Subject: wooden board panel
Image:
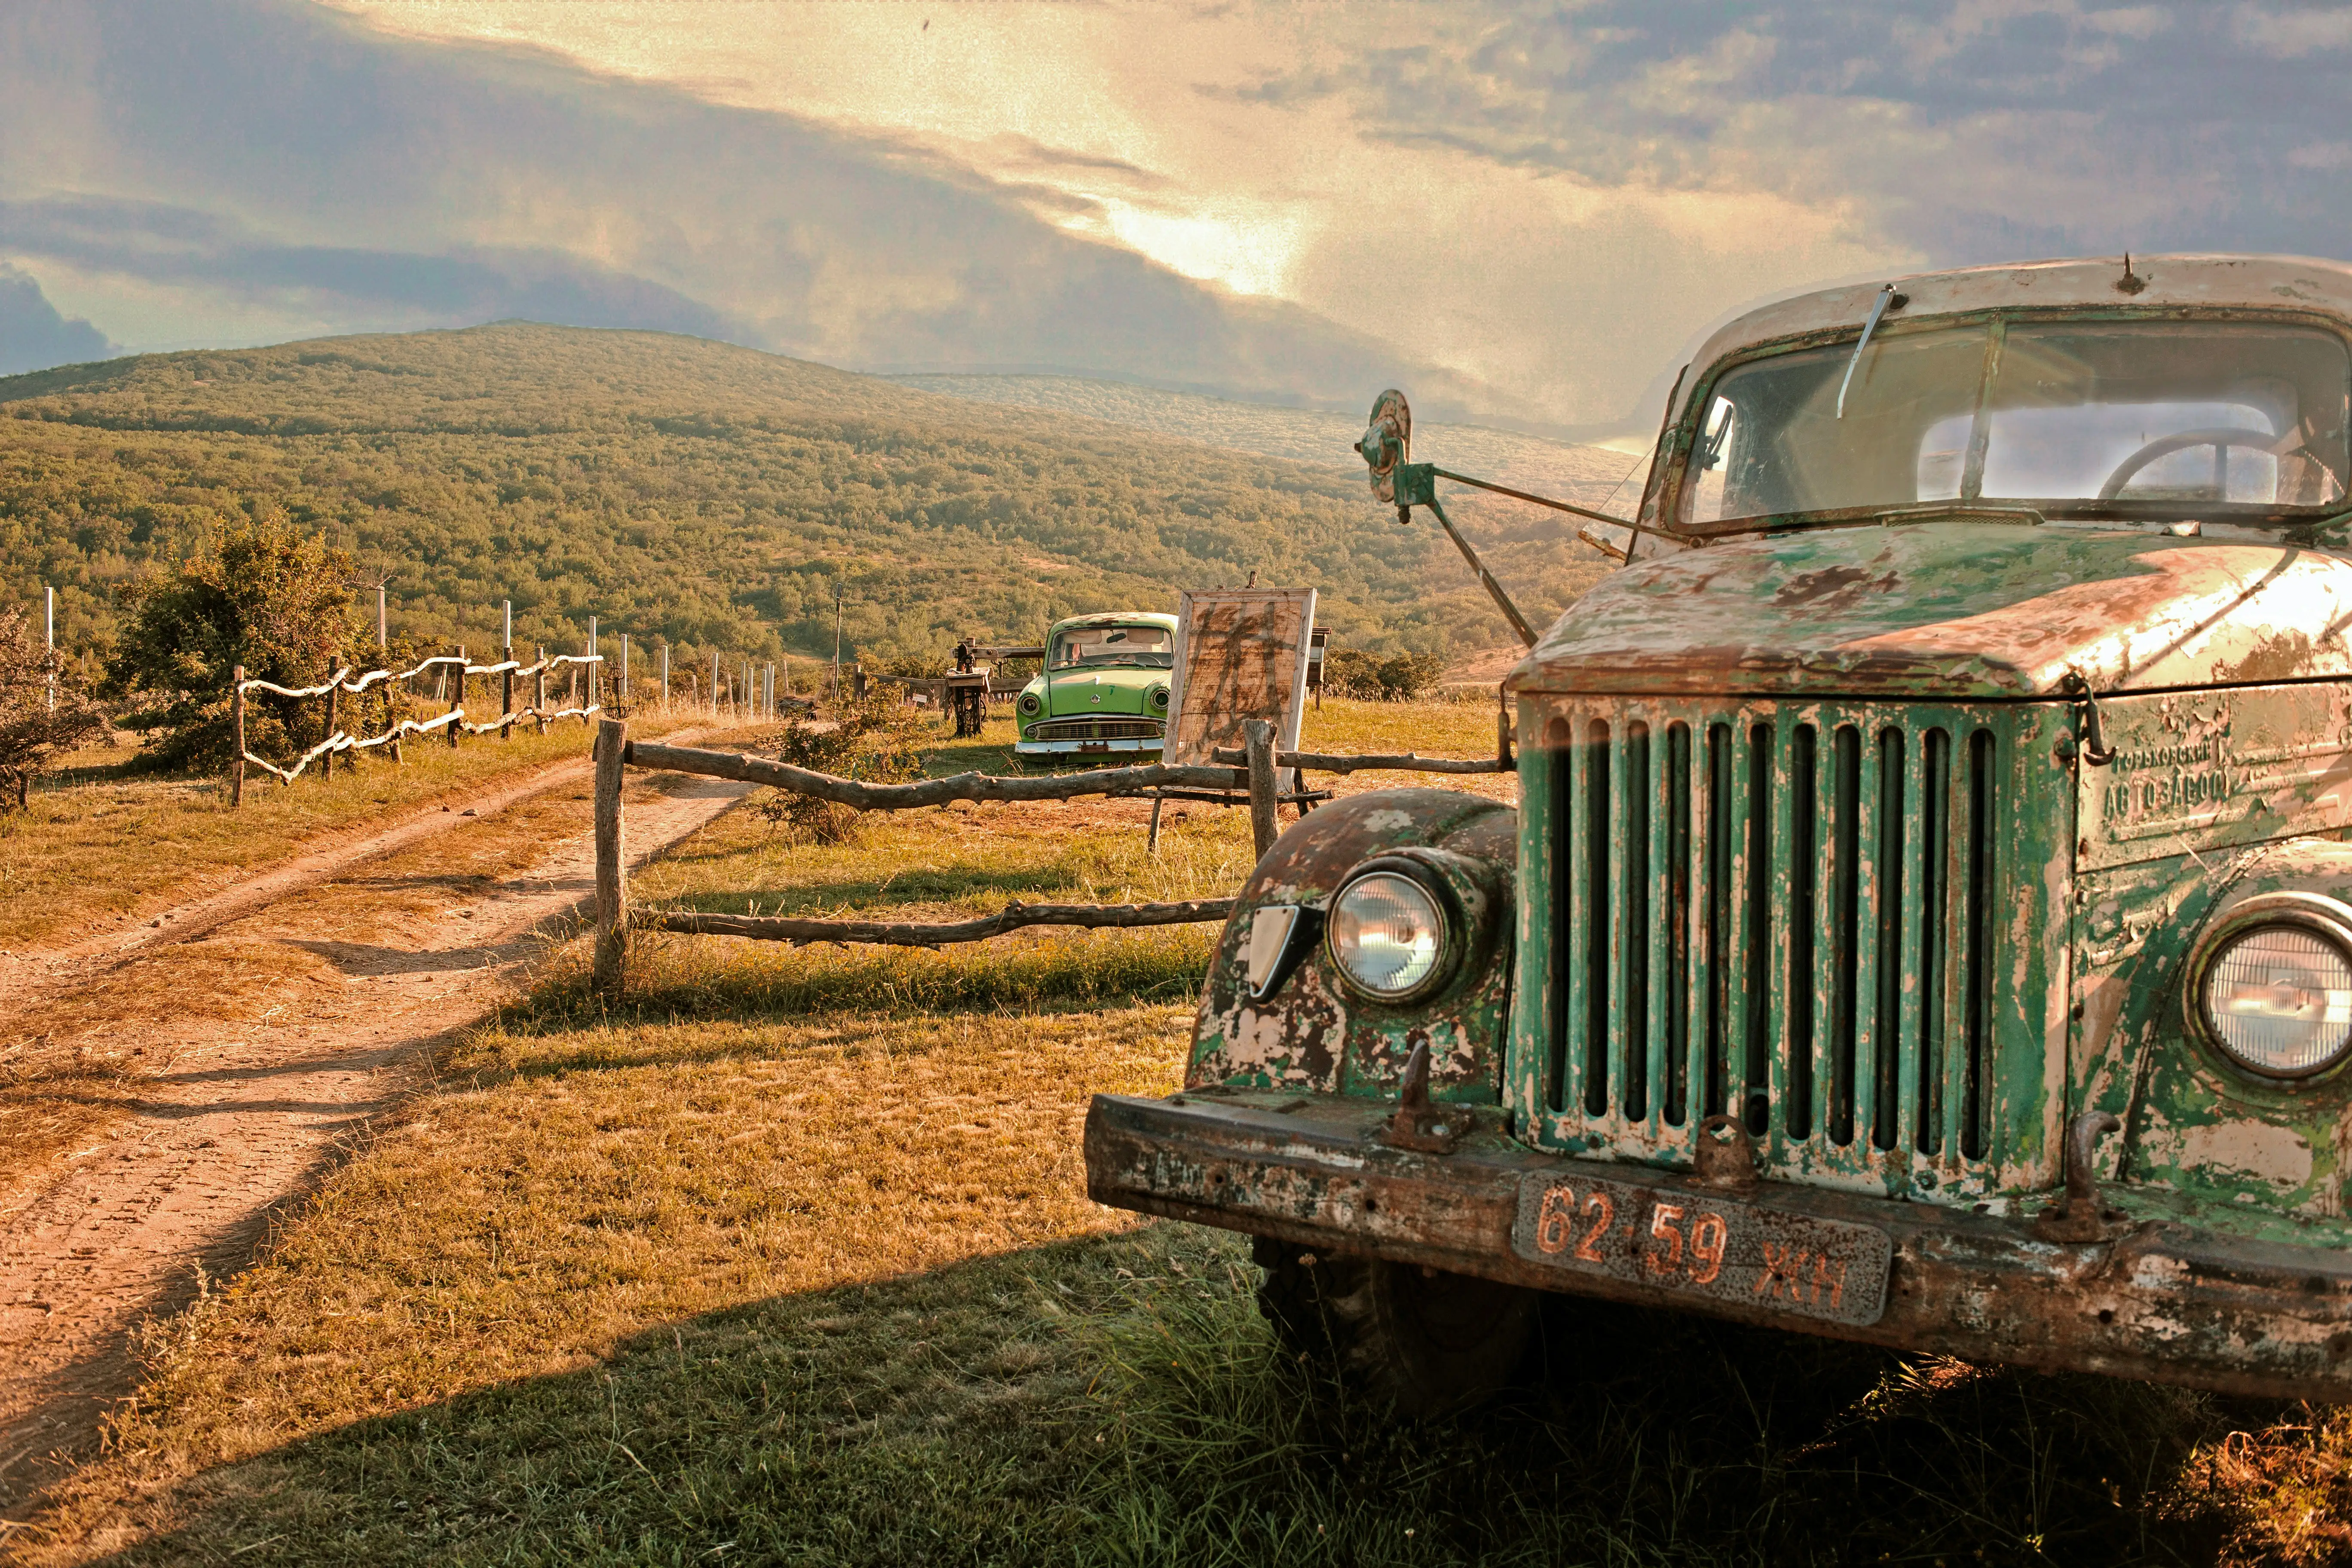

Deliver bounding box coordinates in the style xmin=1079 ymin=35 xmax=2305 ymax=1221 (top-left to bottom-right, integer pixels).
xmin=1164 ymin=588 xmax=1317 ymax=767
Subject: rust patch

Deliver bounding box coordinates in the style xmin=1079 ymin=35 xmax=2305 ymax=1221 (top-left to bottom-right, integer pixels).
xmin=1772 ymin=564 xmax=1901 ymax=608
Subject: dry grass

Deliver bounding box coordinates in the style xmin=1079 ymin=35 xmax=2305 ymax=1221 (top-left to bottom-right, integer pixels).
xmin=13 ymin=698 xmax=2329 ymax=1564
xmin=0 ymin=722 xmax=619 ymax=954
xmin=0 ymin=724 xmax=740 ymax=1195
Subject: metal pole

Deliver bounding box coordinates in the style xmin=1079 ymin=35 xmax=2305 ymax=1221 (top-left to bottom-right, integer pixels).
xmin=1424 ymin=495 xmax=1538 ymax=649
xmin=449 ymin=645 xmax=464 ymax=748
xmin=712 ymin=649 xmax=720 ymax=718
xmin=377 ymin=585 xmax=386 ymax=650
xmin=660 ymin=643 xmax=670 ymax=714
xmin=588 ymin=616 xmax=599 ymax=712
xmin=44 ymin=586 xmax=55 ymax=712
xmin=621 ymin=634 xmax=630 ymax=714
xmin=536 ymin=646 xmax=548 ymax=735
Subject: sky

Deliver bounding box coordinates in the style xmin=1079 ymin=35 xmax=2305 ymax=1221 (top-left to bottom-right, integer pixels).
xmin=3 ymin=2 xmax=2352 ymax=434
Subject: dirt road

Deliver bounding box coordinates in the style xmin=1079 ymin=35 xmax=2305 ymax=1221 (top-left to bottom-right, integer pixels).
xmin=0 ymin=769 xmax=752 ymax=1504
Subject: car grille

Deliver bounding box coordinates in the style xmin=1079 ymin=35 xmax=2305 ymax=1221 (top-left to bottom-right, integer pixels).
xmin=1513 ymin=697 xmax=2051 ymax=1194
xmin=1026 ymin=717 xmax=1165 ymax=742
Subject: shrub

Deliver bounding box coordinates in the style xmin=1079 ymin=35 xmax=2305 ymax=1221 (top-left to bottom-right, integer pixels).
xmin=1322 ymin=646 xmax=1445 ymax=701
xmin=0 ymin=605 xmax=110 ymax=809
xmin=101 ymin=507 xmax=370 ymax=771
xmin=752 ymin=689 xmax=930 ymax=844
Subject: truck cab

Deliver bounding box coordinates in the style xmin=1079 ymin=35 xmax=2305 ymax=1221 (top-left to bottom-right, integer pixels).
xmin=1085 ymin=254 xmax=2352 ymax=1412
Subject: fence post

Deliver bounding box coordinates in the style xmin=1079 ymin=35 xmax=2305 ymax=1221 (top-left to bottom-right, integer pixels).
xmin=621 ymin=634 xmax=630 ymax=715
xmin=593 ymin=717 xmax=628 ymax=998
xmin=660 ymin=643 xmax=670 ymax=714
xmin=535 ymin=646 xmax=548 ymax=735
xmin=711 ymin=649 xmax=720 ymax=719
xmin=44 ymin=586 xmax=55 ymax=713
xmin=1245 ymin=719 xmax=1278 ymax=858
xmin=449 ymin=646 xmax=464 ymax=748
xmin=588 ymin=616 xmax=600 ymax=715
xmin=230 ymin=665 xmax=246 ymax=808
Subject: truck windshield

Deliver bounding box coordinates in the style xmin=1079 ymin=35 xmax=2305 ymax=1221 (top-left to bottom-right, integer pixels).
xmin=1680 ymin=319 xmax=2352 ymax=530
xmin=1050 ymin=625 xmax=1173 ymax=669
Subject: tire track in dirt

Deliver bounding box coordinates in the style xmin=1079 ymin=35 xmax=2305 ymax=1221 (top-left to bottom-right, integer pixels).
xmin=0 ymin=752 xmax=606 ymax=1019
xmin=0 ymin=768 xmax=753 ymax=1508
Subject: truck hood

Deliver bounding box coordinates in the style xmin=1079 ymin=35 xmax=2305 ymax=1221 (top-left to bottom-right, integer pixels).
xmin=1508 ymin=522 xmax=2352 ymax=700
xmin=1034 ymin=667 xmax=1166 ymax=718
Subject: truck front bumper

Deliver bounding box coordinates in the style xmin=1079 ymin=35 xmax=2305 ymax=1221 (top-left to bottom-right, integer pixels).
xmin=1085 ymin=1089 xmax=2352 ymax=1401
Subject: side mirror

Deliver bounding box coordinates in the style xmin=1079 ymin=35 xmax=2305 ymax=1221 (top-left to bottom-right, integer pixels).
xmin=1354 ymin=388 xmax=1412 ymax=506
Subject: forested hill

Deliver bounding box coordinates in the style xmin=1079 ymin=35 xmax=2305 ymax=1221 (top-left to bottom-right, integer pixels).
xmin=0 ymin=323 xmax=1615 ymax=671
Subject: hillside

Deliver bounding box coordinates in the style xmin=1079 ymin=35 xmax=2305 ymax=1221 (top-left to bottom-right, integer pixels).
xmin=891 ymin=374 xmax=1643 ymax=499
xmin=0 ymin=325 xmax=1620 ymax=673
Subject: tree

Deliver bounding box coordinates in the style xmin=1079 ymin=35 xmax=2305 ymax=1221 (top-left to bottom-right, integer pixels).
xmin=104 ymin=506 xmax=367 ymax=771
xmin=0 ymin=606 xmax=109 ymax=809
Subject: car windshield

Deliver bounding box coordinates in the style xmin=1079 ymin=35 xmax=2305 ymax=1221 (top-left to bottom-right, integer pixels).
xmin=1680 ymin=318 xmax=2352 ymax=531
xmin=1050 ymin=625 xmax=1173 ymax=669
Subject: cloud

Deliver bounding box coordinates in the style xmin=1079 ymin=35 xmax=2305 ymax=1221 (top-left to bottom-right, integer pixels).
xmin=1290 ymin=3 xmax=2352 ymax=265
xmin=0 ymin=0 xmax=1500 ymax=417
xmin=0 ymin=264 xmax=115 ymax=375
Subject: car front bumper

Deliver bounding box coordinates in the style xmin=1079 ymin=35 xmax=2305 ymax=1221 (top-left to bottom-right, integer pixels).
xmin=1084 ymin=1088 xmax=2352 ymax=1400
xmin=1014 ymin=737 xmax=1164 ymax=756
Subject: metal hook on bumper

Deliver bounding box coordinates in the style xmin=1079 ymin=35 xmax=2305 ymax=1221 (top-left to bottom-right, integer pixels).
xmin=2034 ymin=1110 xmax=2126 ymax=1243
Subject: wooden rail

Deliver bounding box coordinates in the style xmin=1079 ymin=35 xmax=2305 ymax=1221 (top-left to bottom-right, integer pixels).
xmin=623 ymin=739 xmax=1244 ymax=806
xmin=645 ymin=897 xmax=1236 ymax=949
xmin=591 ymin=716 xmax=1516 ymax=997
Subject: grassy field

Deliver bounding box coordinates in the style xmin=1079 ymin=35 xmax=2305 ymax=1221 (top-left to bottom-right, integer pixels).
xmin=0 ymin=707 xmax=727 ymax=1192
xmin=7 ymin=700 xmax=2333 ymax=1565
xmin=0 ymin=712 xmax=689 ymax=955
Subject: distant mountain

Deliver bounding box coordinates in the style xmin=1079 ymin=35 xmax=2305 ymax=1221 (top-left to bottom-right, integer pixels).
xmin=1 ymin=324 xmax=1618 ymax=670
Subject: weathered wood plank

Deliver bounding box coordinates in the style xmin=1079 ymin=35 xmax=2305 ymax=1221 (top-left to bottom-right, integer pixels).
xmin=646 ymin=897 xmax=1236 ymax=948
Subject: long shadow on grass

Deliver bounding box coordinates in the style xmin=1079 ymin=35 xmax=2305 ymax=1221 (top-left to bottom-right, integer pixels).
xmin=487 ymin=928 xmax=1216 ymax=1049
xmin=86 ymin=1223 xmax=2257 ymax=1567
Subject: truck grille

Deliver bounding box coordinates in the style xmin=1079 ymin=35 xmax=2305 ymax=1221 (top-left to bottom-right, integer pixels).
xmin=1026 ymin=717 xmax=1165 ymax=742
xmin=1515 ymin=699 xmax=2033 ymax=1191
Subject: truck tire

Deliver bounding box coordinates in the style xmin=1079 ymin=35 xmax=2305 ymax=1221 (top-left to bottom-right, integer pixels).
xmin=1253 ymin=1236 xmax=1538 ymax=1418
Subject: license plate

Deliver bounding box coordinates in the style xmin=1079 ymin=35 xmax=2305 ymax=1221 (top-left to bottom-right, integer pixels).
xmin=1509 ymin=1172 xmax=1893 ymax=1328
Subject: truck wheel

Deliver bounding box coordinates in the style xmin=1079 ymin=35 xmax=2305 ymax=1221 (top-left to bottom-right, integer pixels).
xmin=1253 ymin=1236 xmax=1538 ymax=1418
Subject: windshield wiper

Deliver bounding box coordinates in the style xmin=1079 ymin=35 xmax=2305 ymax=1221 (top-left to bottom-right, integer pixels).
xmin=1836 ymin=284 xmax=1898 ymax=420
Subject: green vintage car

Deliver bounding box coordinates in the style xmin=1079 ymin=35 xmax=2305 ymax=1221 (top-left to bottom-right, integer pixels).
xmin=1013 ymin=612 xmax=1177 ymax=759
xmin=1087 ymin=253 xmax=2352 ymax=1413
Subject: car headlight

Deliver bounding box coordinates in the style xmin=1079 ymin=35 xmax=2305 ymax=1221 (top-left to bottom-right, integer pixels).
xmin=1149 ymin=685 xmax=1170 ymax=710
xmin=2190 ymin=895 xmax=2352 ymax=1079
xmin=1018 ymin=691 xmax=1041 ymax=717
xmin=1327 ymin=870 xmax=1450 ymax=1001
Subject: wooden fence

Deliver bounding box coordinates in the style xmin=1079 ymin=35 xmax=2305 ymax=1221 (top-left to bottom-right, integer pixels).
xmin=589 ymin=714 xmax=1514 ymax=996
xmin=230 ymin=650 xmax=604 ymax=803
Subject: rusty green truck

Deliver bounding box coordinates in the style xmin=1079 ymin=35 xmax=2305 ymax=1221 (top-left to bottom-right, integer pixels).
xmin=1084 ymin=254 xmax=2352 ymax=1413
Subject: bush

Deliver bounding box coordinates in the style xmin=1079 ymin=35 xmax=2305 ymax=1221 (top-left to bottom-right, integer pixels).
xmin=0 ymin=605 xmax=110 ymax=809
xmin=102 ymin=506 xmax=371 ymax=771
xmin=1322 ymin=646 xmax=1445 ymax=701
xmin=752 ymin=690 xmax=930 ymax=843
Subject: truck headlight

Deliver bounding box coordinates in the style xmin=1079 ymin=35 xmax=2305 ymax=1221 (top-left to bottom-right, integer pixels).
xmin=1018 ymin=691 xmax=1041 ymax=717
xmin=2190 ymin=895 xmax=2352 ymax=1079
xmin=1328 ymin=870 xmax=1450 ymax=1001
